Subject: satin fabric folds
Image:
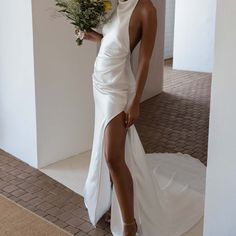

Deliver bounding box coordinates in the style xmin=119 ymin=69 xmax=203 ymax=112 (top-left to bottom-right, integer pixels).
xmin=83 ymin=0 xmax=206 ymax=235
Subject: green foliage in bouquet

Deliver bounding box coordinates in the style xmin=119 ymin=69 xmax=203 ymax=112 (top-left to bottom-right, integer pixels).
xmin=55 ymin=0 xmax=113 ymax=45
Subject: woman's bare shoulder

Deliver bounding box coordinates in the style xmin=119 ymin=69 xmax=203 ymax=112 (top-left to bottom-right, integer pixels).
xmin=138 ymin=0 xmax=157 ymax=15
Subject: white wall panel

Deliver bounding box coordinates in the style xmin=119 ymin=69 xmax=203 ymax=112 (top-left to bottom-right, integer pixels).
xmin=0 ymin=0 xmax=38 ymax=167
xmin=173 ymin=0 xmax=216 ymax=72
xmin=164 ymin=0 xmax=175 ymax=59
xmin=204 ymin=1 xmax=236 ymax=235
xmin=32 ymin=0 xmax=97 ymax=168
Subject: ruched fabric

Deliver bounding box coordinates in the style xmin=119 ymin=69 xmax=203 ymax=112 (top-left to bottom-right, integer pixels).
xmin=83 ymin=0 xmax=206 ymax=235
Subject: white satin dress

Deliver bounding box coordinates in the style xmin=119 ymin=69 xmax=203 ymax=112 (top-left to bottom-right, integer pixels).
xmin=83 ymin=0 xmax=206 ymax=235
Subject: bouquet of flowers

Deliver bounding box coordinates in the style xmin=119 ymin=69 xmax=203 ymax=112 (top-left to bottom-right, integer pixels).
xmin=55 ymin=0 xmax=113 ymax=45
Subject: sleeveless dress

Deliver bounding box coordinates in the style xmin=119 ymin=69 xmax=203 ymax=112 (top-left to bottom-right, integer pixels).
xmin=83 ymin=0 xmax=206 ymax=235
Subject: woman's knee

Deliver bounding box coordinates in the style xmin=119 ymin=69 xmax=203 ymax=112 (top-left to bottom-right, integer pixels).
xmin=104 ymin=111 xmax=127 ymax=170
xmin=105 ymin=149 xmax=124 ymax=171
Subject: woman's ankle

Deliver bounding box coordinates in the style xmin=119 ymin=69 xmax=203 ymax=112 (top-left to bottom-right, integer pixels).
xmin=123 ymin=218 xmax=137 ymax=236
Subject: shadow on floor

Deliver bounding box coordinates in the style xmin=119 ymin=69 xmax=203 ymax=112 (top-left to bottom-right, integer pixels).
xmin=136 ymin=61 xmax=212 ymax=165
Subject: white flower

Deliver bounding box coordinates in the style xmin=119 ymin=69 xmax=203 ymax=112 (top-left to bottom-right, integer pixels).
xmin=77 ymin=30 xmax=85 ymax=40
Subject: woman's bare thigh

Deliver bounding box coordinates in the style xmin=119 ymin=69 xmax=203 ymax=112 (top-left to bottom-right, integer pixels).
xmin=104 ymin=111 xmax=128 ymax=165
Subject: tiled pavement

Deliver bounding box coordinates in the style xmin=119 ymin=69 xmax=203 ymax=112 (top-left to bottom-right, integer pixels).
xmin=0 ymin=150 xmax=111 ymax=235
xmin=0 ymin=61 xmax=211 ymax=235
xmin=136 ymin=60 xmax=211 ymax=165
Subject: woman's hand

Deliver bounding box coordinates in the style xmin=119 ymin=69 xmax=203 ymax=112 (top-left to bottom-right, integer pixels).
xmin=75 ymin=28 xmax=103 ymax=43
xmin=125 ymin=100 xmax=140 ymax=129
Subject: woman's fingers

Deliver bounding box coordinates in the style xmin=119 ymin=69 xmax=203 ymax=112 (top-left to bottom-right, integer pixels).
xmin=128 ymin=118 xmax=134 ymax=127
xmin=126 ymin=114 xmax=135 ymax=128
xmin=125 ymin=113 xmax=128 ymax=124
xmin=84 ymin=31 xmax=98 ymax=41
xmin=125 ymin=113 xmax=130 ymax=129
xmin=84 ymin=32 xmax=93 ymax=40
xmin=75 ymin=28 xmax=100 ymax=42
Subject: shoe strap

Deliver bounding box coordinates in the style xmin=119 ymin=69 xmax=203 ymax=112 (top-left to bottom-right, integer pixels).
xmin=123 ymin=219 xmax=136 ymax=226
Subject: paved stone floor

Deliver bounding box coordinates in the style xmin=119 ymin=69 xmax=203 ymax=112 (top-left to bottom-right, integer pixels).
xmin=136 ymin=60 xmax=211 ymax=165
xmin=0 ymin=61 xmax=211 ymax=235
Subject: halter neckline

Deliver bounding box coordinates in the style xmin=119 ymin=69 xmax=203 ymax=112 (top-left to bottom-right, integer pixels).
xmin=118 ymin=0 xmax=129 ymax=4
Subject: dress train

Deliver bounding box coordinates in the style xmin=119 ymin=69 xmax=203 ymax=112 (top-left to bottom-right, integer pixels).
xmin=83 ymin=0 xmax=206 ymax=235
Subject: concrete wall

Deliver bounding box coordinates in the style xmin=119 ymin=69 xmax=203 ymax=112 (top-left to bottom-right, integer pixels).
xmin=173 ymin=0 xmax=217 ymax=73
xmin=164 ymin=0 xmax=175 ymax=59
xmin=0 ymin=0 xmax=97 ymax=168
xmin=0 ymin=0 xmax=164 ymax=169
xmin=0 ymin=0 xmax=38 ymax=167
xmin=32 ymin=0 xmax=97 ymax=168
xmin=203 ymin=0 xmax=236 ymax=235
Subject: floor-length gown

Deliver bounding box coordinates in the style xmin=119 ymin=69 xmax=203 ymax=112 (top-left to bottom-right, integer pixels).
xmin=83 ymin=0 xmax=206 ymax=235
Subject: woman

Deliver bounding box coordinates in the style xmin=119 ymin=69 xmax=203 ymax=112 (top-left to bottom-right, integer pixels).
xmin=82 ymin=0 xmax=206 ymax=235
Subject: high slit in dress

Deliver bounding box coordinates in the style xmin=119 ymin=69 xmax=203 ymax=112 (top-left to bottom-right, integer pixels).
xmin=83 ymin=0 xmax=206 ymax=235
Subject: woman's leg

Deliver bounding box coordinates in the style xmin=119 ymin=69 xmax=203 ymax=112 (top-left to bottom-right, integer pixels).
xmin=104 ymin=174 xmax=112 ymax=223
xmin=104 ymin=111 xmax=137 ymax=235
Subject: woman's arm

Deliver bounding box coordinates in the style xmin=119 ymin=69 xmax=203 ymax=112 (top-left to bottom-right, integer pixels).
xmin=125 ymin=3 xmax=157 ymax=128
xmin=84 ymin=29 xmax=103 ymax=42
xmin=75 ymin=28 xmax=103 ymax=43
xmin=133 ymin=4 xmax=157 ymax=104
